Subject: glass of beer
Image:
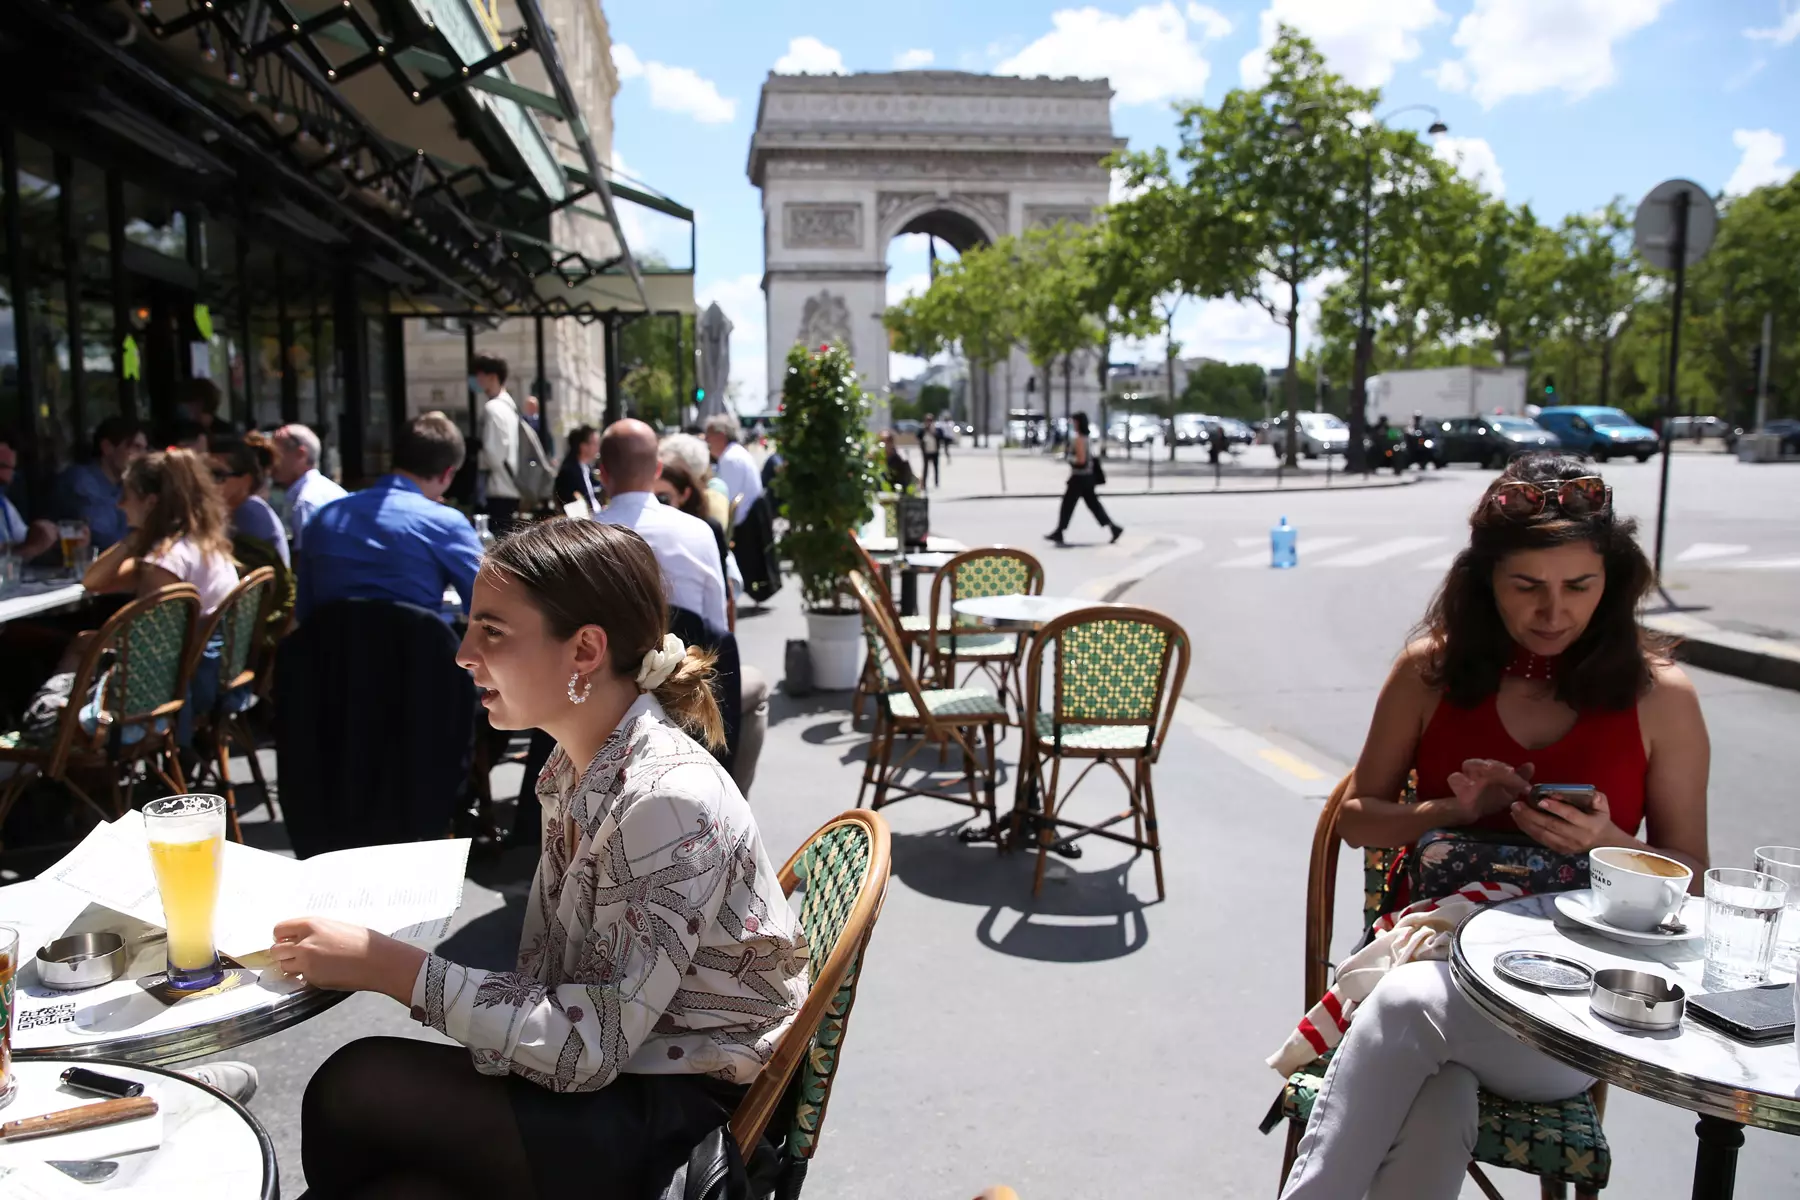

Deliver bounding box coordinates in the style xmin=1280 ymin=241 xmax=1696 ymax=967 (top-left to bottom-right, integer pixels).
xmin=0 ymin=926 xmax=16 ymax=1109
xmin=145 ymin=794 xmax=227 ymax=990
xmin=57 ymin=519 xmax=88 ymax=575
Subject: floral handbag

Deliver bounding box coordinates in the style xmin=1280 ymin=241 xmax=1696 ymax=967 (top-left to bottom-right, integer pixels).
xmin=1410 ymin=827 xmax=1589 ymax=903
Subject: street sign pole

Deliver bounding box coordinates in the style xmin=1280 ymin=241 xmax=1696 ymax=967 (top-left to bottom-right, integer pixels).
xmin=1652 ymin=188 xmax=1688 ymax=586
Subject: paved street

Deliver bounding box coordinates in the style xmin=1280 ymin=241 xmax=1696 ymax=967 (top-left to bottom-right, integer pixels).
xmin=222 ymin=446 xmax=1800 ymax=1199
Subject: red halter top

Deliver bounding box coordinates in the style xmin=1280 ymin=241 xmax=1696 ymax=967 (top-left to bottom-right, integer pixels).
xmin=1413 ymin=658 xmax=1649 ymax=839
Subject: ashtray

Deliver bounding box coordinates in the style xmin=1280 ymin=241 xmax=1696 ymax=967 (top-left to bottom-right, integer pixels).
xmin=1589 ymin=968 xmax=1685 ymax=1031
xmin=1494 ymin=950 xmax=1595 ymax=993
xmin=37 ymin=932 xmax=130 ymax=991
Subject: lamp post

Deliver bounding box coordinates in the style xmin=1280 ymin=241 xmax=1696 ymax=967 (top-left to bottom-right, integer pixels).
xmin=1286 ymin=103 xmax=1447 ymax=474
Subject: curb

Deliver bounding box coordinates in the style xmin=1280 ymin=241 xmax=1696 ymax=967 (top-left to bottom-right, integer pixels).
xmin=936 ymin=476 xmax=1424 ymax=503
xmin=1643 ymin=613 xmax=1800 ymax=693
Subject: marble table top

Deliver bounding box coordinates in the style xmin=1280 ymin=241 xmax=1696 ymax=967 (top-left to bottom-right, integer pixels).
xmin=857 ymin=535 xmax=967 ymax=557
xmin=1453 ymin=893 xmax=1800 ymax=1133
xmin=952 ymin=594 xmax=1106 ymax=629
xmin=0 ymin=581 xmax=86 ymax=627
xmin=0 ymin=1057 xmax=274 ymax=1196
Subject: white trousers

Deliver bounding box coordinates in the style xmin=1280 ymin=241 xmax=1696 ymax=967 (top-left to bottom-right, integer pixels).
xmin=1281 ymin=960 xmax=1594 ymax=1200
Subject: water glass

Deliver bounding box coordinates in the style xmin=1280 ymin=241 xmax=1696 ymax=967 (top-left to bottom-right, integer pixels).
xmin=0 ymin=547 xmax=19 ymax=595
xmin=1703 ymin=867 xmax=1788 ymax=991
xmin=1753 ymin=846 xmax=1800 ymax=980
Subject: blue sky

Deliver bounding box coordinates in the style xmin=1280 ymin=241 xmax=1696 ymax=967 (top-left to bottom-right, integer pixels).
xmin=604 ymin=0 xmax=1800 ymax=410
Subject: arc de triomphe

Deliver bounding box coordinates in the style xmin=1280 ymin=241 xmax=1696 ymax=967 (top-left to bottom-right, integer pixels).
xmin=747 ymin=71 xmax=1122 ymax=428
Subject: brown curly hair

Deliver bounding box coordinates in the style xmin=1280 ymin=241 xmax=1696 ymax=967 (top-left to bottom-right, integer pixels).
xmin=121 ymin=448 xmax=232 ymax=563
xmin=1415 ymin=453 xmax=1671 ymax=711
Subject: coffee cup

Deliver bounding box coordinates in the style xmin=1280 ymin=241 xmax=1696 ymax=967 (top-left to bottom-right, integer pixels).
xmin=1589 ymin=847 xmax=1693 ymax=932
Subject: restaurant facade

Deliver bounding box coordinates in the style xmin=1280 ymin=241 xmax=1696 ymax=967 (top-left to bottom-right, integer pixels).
xmin=0 ymin=0 xmax=693 ymax=510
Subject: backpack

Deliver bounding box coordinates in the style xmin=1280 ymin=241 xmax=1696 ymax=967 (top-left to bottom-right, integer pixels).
xmin=512 ymin=415 xmax=555 ymax=508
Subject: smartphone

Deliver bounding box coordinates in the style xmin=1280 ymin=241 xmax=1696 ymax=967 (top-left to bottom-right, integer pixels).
xmin=1688 ymin=983 xmax=1796 ymax=1045
xmin=1529 ymin=784 xmax=1597 ymax=814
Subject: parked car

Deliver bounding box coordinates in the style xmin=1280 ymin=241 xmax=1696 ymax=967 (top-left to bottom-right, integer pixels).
xmin=1266 ymin=411 xmax=1350 ymax=458
xmin=1172 ymin=413 xmax=1217 ymax=446
xmin=1218 ymin=417 xmax=1255 ymax=447
xmin=1534 ymin=406 xmax=1659 ymax=463
xmin=1433 ymin=414 xmax=1562 ymax=468
xmin=1763 ymin=418 xmax=1800 ymax=454
xmin=1108 ymin=413 xmax=1163 ymax=446
xmin=1665 ymin=415 xmax=1740 ymax=445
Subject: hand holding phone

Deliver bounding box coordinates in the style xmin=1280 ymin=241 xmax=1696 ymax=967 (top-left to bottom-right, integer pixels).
xmin=1530 ymin=784 xmax=1597 ymax=815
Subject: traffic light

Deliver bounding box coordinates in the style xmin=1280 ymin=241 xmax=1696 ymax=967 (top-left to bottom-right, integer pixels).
xmin=1543 ymin=374 xmax=1556 ymax=398
xmin=695 ymin=387 xmax=705 ymax=402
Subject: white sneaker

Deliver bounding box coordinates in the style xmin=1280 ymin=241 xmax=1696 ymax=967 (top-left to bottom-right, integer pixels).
xmin=182 ymin=1061 xmax=259 ymax=1104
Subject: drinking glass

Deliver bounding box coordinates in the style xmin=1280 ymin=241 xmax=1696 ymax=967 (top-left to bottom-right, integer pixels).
xmin=0 ymin=547 xmax=19 ymax=596
xmin=56 ymin=519 xmax=88 ymax=576
xmin=1754 ymin=847 xmax=1800 ymax=980
xmin=1703 ymin=867 xmax=1788 ymax=991
xmin=0 ymin=925 xmax=16 ymax=1109
xmin=144 ymin=794 xmax=227 ymax=990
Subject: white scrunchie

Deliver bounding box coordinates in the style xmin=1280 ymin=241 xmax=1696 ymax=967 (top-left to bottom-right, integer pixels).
xmin=635 ymin=634 xmax=686 ymax=693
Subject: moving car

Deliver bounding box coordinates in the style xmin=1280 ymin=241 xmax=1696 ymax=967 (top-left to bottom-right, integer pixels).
xmin=1218 ymin=417 xmax=1255 ymax=447
xmin=1665 ymin=415 xmax=1740 ymax=447
xmin=1266 ymin=411 xmax=1350 ymax=458
xmin=1433 ymin=414 xmax=1562 ymax=468
xmin=1533 ymin=406 xmax=1659 ymax=463
xmin=1173 ymin=412 xmax=1214 ymax=446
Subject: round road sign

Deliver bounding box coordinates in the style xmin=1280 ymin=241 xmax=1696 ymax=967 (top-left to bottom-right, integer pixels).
xmin=1634 ymin=179 xmax=1718 ymax=270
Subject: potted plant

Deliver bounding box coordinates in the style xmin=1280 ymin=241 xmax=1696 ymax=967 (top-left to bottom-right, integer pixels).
xmin=773 ymin=343 xmax=884 ymax=690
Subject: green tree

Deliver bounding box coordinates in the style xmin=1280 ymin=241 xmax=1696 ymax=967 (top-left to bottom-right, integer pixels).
xmin=617 ymin=312 xmax=697 ymax=426
xmin=884 ymin=241 xmax=1020 ymax=445
xmin=774 ymin=344 xmax=883 ymax=613
xmin=1012 ymin=222 xmax=1105 ymax=431
xmin=1685 ymin=175 xmax=1800 ymax=423
xmin=1180 ymin=360 xmax=1269 ymax=419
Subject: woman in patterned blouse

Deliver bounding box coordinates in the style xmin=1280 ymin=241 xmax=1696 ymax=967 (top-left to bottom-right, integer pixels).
xmin=271 ymin=519 xmax=808 ymax=1197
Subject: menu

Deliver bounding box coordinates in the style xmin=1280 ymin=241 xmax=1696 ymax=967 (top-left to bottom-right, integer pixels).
xmin=40 ymin=812 xmax=471 ymax=957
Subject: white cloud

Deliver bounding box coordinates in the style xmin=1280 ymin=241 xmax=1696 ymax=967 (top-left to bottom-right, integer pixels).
xmin=1433 ymin=135 xmax=1506 ymax=196
xmin=1746 ymin=3 xmax=1800 ymax=45
xmin=1123 ymin=271 xmax=1346 ymax=371
xmin=996 ymin=3 xmax=1231 ymax=106
xmin=610 ymin=44 xmax=735 ymax=124
xmin=1239 ymin=0 xmax=1445 ymax=89
xmin=697 ymin=272 xmax=767 ymax=412
xmin=773 ymin=36 xmax=847 ymax=75
xmin=1725 ymin=128 xmax=1796 ymax=195
xmin=894 ymin=48 xmax=936 ymax=69
xmin=1431 ymin=0 xmax=1670 ymax=109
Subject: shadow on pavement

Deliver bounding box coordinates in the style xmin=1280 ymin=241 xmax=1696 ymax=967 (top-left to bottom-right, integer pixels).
xmin=888 ymin=824 xmax=1151 ymax=964
xmin=435 ymin=888 xmax=529 ymax=972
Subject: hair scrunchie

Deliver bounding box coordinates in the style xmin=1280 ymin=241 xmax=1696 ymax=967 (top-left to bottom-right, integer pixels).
xmin=635 ymin=634 xmax=686 ymax=693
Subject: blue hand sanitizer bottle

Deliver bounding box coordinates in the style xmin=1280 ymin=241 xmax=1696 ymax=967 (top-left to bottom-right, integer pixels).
xmin=1271 ymin=516 xmax=1297 ymax=569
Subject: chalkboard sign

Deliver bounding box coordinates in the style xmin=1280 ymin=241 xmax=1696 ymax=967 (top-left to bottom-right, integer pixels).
xmin=898 ymin=496 xmax=930 ymax=550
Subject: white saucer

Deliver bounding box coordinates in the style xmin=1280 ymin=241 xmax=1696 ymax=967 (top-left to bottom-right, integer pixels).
xmin=1553 ymin=889 xmax=1704 ymax=945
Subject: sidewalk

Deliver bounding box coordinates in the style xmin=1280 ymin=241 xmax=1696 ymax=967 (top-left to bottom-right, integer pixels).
xmin=1646 ymin=570 xmax=1800 ymax=692
xmin=914 ymin=442 xmax=1418 ymax=501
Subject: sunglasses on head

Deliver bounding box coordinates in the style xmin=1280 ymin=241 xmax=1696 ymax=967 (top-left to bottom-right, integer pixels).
xmin=1489 ymin=477 xmax=1611 ymax=521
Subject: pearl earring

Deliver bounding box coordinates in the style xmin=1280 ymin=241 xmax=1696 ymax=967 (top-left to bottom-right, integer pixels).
xmin=567 ymin=672 xmax=591 ymax=705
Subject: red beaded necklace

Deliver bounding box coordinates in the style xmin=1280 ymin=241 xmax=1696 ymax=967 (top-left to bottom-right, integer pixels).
xmin=1504 ymin=644 xmax=1561 ymax=682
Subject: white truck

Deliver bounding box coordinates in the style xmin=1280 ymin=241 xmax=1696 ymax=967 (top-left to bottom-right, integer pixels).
xmin=1365 ymin=367 xmax=1528 ymax=425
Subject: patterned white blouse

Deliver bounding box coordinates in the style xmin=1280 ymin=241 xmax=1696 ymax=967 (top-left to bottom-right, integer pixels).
xmin=408 ymin=695 xmax=808 ymax=1092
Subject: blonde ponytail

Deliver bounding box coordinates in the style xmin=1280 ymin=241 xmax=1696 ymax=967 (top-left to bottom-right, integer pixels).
xmin=653 ymin=646 xmax=724 ymax=748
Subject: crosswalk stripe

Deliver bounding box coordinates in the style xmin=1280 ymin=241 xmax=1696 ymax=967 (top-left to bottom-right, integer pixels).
xmin=1218 ymin=536 xmax=1355 ymax=568
xmin=1417 ymin=552 xmax=1457 ymax=571
xmin=1316 ymin=536 xmax=1446 ymax=568
xmin=1722 ymin=557 xmax=1800 ymax=570
xmin=1676 ymin=543 xmax=1749 ymax=564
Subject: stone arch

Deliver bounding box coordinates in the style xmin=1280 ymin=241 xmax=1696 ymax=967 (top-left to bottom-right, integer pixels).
xmin=880 ymin=197 xmax=998 ymax=253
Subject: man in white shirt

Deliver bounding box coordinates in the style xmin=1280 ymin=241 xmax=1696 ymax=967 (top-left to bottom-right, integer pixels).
xmin=271 ymin=423 xmax=347 ymax=550
xmin=702 ymin=414 xmax=763 ymax=528
xmin=596 ymin=420 xmax=730 ymax=637
xmin=474 ymin=355 xmax=521 ymax=533
xmin=0 ymin=432 xmax=57 ymax=560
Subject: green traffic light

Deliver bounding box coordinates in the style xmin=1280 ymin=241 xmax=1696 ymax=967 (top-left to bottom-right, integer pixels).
xmin=696 ymin=387 xmax=705 ymax=400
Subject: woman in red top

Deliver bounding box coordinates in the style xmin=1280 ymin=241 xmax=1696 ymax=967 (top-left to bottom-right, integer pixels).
xmin=1282 ymin=454 xmax=1711 ymax=1200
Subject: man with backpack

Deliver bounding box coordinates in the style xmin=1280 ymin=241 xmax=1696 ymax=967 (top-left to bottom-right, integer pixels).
xmin=475 ymin=355 xmax=553 ymax=533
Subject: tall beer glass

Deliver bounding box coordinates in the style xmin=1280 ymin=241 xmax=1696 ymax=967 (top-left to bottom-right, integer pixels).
xmin=145 ymin=794 xmax=226 ymax=990
xmin=0 ymin=925 xmax=17 ymax=1108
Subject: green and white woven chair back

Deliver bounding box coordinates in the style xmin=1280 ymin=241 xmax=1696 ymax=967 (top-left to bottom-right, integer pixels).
xmin=217 ymin=575 xmax=269 ymax=685
xmin=102 ymin=592 xmax=194 ymax=725
xmin=948 ymin=553 xmax=1039 ymax=628
xmin=1054 ymin=615 xmax=1172 ymax=726
xmin=881 ymin=496 xmax=899 ymax=538
xmin=848 ymin=573 xmax=900 ymax=685
xmin=783 ymin=821 xmax=876 ymax=1160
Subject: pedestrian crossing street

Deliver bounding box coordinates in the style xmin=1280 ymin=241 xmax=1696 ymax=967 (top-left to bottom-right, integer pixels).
xmin=1188 ymin=535 xmax=1800 ymax=572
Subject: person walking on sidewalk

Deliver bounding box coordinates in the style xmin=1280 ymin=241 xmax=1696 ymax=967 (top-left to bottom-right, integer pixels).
xmin=1046 ymin=412 xmax=1122 ymax=546
xmin=919 ymin=414 xmax=942 ymax=490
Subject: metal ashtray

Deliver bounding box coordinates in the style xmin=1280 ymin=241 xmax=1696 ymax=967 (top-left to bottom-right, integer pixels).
xmin=36 ymin=932 xmax=130 ymax=991
xmin=1589 ymin=968 xmax=1686 ymax=1031
xmin=1495 ymin=950 xmax=1595 ymax=993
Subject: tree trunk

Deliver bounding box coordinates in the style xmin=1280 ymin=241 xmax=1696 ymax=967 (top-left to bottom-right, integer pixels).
xmin=1283 ymin=278 xmax=1301 ymax=469
xmin=1599 ymin=338 xmax=1613 ymax=408
xmin=1062 ymin=352 xmax=1073 ymax=425
xmin=1165 ymin=338 xmax=1178 ymax=462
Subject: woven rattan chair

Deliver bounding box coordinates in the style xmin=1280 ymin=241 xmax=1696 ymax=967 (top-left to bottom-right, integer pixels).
xmin=924 ymin=547 xmax=1043 ymax=709
xmin=850 ymin=536 xmax=930 ymax=727
xmin=848 ymin=571 xmax=1008 ymax=830
xmin=1267 ymin=775 xmax=1611 ymax=1199
xmin=729 ymin=808 xmax=892 ymax=1197
xmin=1017 ymin=604 xmax=1188 ymax=899
xmin=185 ymin=567 xmax=276 ymax=841
xmin=0 ymin=584 xmax=202 ymax=838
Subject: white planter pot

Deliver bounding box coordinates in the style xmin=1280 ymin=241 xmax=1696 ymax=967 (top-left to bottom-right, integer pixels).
xmin=806 ymin=610 xmax=865 ymax=692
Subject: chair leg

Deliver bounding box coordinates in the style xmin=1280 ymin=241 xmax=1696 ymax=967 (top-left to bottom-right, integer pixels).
xmin=216 ymin=733 xmax=243 ymax=843
xmin=870 ymin=722 xmax=897 ymax=811
xmin=1278 ymin=1120 xmax=1302 ymax=1196
xmin=1031 ymin=756 xmax=1063 ymax=897
xmin=1139 ymin=760 xmax=1165 ymax=902
xmin=982 ymin=722 xmax=999 ymax=840
xmin=1467 ymin=1164 xmax=1506 ymax=1200
xmin=857 ymin=709 xmax=885 ymax=809
xmin=108 ymin=768 xmax=126 ymax=819
xmin=232 ymin=717 xmax=277 ymax=822
xmin=1539 ymin=1179 xmax=1569 ymax=1200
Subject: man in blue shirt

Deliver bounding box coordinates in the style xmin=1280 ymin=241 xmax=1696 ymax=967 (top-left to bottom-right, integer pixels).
xmin=50 ymin=416 xmax=147 ymax=551
xmin=296 ymin=411 xmax=484 ymax=623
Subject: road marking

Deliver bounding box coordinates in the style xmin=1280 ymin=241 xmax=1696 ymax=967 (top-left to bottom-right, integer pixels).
xmin=1174 ymin=699 xmax=1345 ymax=800
xmin=1316 ymin=536 xmax=1446 ymax=568
xmin=1234 ymin=536 xmax=1265 ymax=548
xmin=1074 ymin=536 xmax=1204 ymax=600
xmin=1722 ymin=556 xmax=1800 ymax=570
xmin=1418 ymin=552 xmax=1458 ymax=571
xmin=1676 ymin=543 xmax=1749 ymax=564
xmin=1218 ymin=536 xmax=1354 ymax=568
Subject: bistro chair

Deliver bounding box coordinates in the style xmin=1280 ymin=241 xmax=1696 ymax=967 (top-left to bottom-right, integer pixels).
xmin=729 ymin=808 xmax=892 ymax=1196
xmin=1266 ymin=775 xmax=1611 ymax=1199
xmin=925 ymin=547 xmax=1044 ymax=709
xmin=848 ymin=571 xmax=1007 ymax=830
xmin=850 ymin=535 xmax=930 ymax=727
xmin=185 ymin=567 xmax=276 ymax=842
xmin=0 ymin=585 xmax=202 ymax=839
xmin=1017 ymin=605 xmax=1188 ymax=900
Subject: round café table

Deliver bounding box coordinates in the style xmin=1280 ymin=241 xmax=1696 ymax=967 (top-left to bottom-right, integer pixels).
xmin=861 ymin=538 xmax=967 ymax=616
xmin=1452 ymin=893 xmax=1800 ymax=1199
xmin=1 ymin=878 xmax=346 ymax=1068
xmin=0 ymin=1057 xmax=277 ymax=1197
